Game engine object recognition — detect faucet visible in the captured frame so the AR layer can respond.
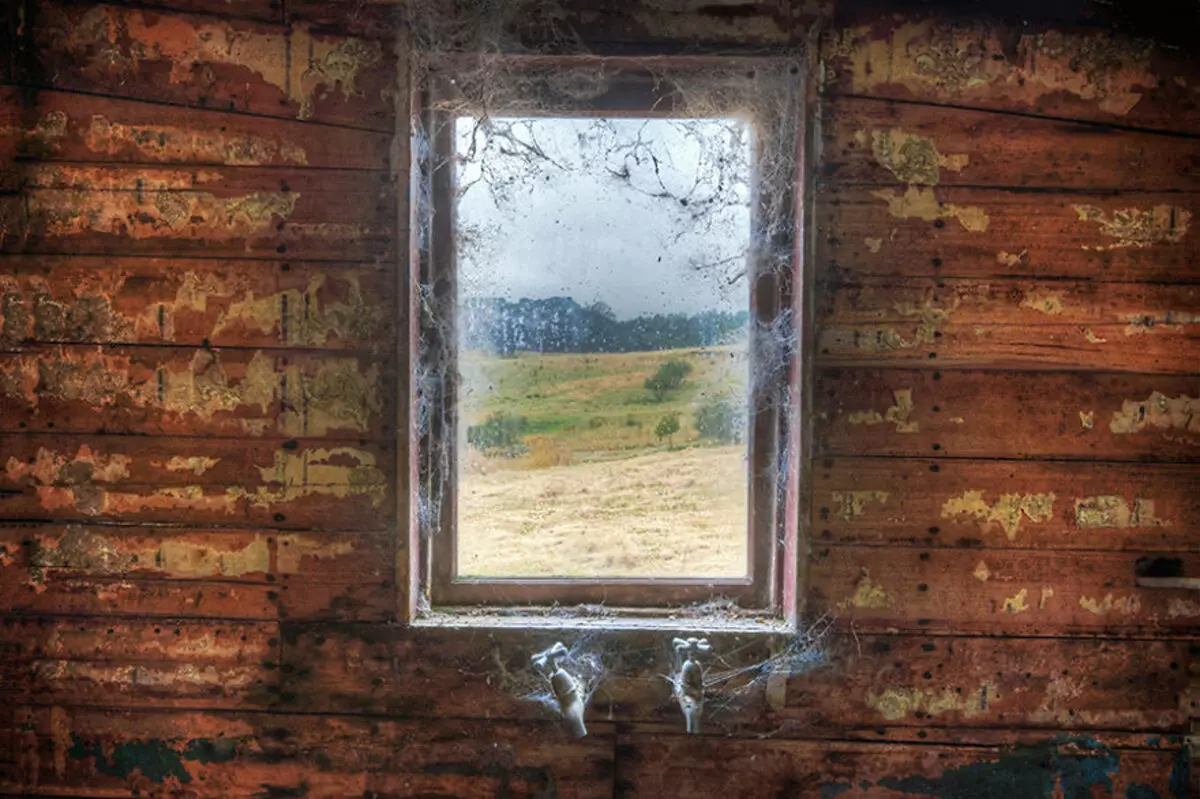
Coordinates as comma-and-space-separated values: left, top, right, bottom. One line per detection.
532, 642, 588, 738
672, 637, 711, 734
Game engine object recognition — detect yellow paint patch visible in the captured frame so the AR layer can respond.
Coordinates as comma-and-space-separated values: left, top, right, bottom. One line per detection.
1109, 392, 1200, 435
227, 447, 387, 508
869, 128, 969, 186
1082, 328, 1107, 344
866, 682, 997, 721
1167, 598, 1200, 618
4, 445, 131, 485
846, 389, 919, 433
831, 490, 889, 521
1039, 587, 1055, 609
1079, 411, 1094, 430
997, 250, 1027, 267
1073, 204, 1191, 250
838, 568, 894, 610
1021, 289, 1065, 315
1078, 594, 1142, 616
210, 275, 383, 347
276, 535, 356, 573
972, 561, 990, 582
1002, 588, 1030, 613
864, 237, 883, 253
165, 456, 220, 476
1075, 496, 1165, 529
941, 491, 1056, 540
871, 186, 990, 232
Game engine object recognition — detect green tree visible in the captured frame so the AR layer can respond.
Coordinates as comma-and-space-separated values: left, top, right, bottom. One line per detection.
655, 413, 681, 448
644, 359, 693, 402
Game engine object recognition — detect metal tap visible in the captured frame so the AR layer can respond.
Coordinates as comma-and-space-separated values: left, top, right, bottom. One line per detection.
532, 642, 587, 738
672, 637, 711, 734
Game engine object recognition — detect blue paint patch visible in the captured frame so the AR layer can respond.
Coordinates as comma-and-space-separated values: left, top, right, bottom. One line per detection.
819, 782, 852, 799
69, 734, 237, 784
1168, 746, 1190, 798
871, 736, 1120, 799
1125, 784, 1162, 799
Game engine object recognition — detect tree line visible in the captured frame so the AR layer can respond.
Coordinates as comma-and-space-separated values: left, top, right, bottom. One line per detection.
461, 296, 748, 355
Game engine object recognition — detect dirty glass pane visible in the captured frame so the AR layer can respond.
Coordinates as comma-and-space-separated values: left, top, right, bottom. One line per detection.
454, 116, 751, 578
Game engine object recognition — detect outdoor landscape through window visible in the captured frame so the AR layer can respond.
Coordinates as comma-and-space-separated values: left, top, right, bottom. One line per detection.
455, 115, 752, 579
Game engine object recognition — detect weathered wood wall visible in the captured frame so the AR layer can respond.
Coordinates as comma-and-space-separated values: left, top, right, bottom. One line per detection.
0, 0, 1196, 796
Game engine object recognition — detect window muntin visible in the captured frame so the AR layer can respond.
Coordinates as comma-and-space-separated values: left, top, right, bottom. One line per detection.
412, 59, 802, 613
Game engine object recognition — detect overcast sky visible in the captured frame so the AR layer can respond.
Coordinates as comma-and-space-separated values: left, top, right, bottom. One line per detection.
455, 116, 751, 320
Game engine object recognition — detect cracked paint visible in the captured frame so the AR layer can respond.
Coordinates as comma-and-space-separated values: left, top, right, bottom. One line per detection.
831, 490, 889, 520
1078, 594, 1142, 616
1074, 496, 1165, 529
868, 128, 969, 185
866, 682, 997, 721
941, 491, 1056, 540
1073, 204, 1191, 250
846, 389, 918, 432
871, 186, 990, 232
1109, 392, 1199, 435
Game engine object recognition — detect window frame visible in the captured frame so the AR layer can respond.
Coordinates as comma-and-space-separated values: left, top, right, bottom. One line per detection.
408, 55, 805, 616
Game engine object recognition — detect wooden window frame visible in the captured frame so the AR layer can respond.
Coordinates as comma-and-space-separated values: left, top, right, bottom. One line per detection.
408, 55, 804, 617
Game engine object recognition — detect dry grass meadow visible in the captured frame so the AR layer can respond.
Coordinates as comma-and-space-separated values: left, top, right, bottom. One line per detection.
457, 346, 749, 578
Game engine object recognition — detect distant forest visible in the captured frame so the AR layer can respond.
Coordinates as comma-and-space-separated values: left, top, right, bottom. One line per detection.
461, 296, 748, 354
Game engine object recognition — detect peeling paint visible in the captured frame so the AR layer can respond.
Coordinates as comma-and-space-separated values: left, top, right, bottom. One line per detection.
1078, 594, 1142, 616
1001, 588, 1029, 613
866, 682, 996, 721
1109, 392, 1199, 435
1082, 328, 1107, 344
863, 237, 882, 253
276, 534, 355, 573
830, 20, 1158, 117
26, 526, 271, 578
209, 275, 382, 346
941, 491, 1056, 540
972, 561, 990, 582
831, 490, 889, 520
1167, 598, 1200, 618
868, 128, 968, 185
838, 568, 894, 609
997, 250, 1027, 267
4, 445, 132, 486
84, 115, 308, 165
228, 447, 387, 508
1073, 204, 1191, 250
1039, 587, 1054, 609
56, 7, 383, 122
1079, 411, 1094, 430
846, 389, 918, 433
1074, 496, 1165, 529
1121, 310, 1200, 335
164, 456, 220, 475
871, 186, 990, 232
28, 188, 299, 241
1020, 289, 1064, 315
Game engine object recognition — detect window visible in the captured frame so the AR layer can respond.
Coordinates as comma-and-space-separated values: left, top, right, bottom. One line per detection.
410, 57, 804, 617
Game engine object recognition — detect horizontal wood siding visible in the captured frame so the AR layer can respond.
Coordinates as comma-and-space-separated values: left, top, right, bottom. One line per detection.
0, 1, 1195, 797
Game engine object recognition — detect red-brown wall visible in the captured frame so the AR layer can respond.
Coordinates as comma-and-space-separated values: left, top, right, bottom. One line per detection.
0, 1, 1196, 796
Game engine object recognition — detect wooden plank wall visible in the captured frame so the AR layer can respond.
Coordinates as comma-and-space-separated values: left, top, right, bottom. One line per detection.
0, 1, 1196, 797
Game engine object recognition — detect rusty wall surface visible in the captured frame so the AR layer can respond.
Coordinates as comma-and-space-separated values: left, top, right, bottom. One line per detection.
0, 0, 1197, 797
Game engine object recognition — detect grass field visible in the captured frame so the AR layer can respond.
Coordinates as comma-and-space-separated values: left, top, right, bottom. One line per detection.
457, 345, 750, 578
